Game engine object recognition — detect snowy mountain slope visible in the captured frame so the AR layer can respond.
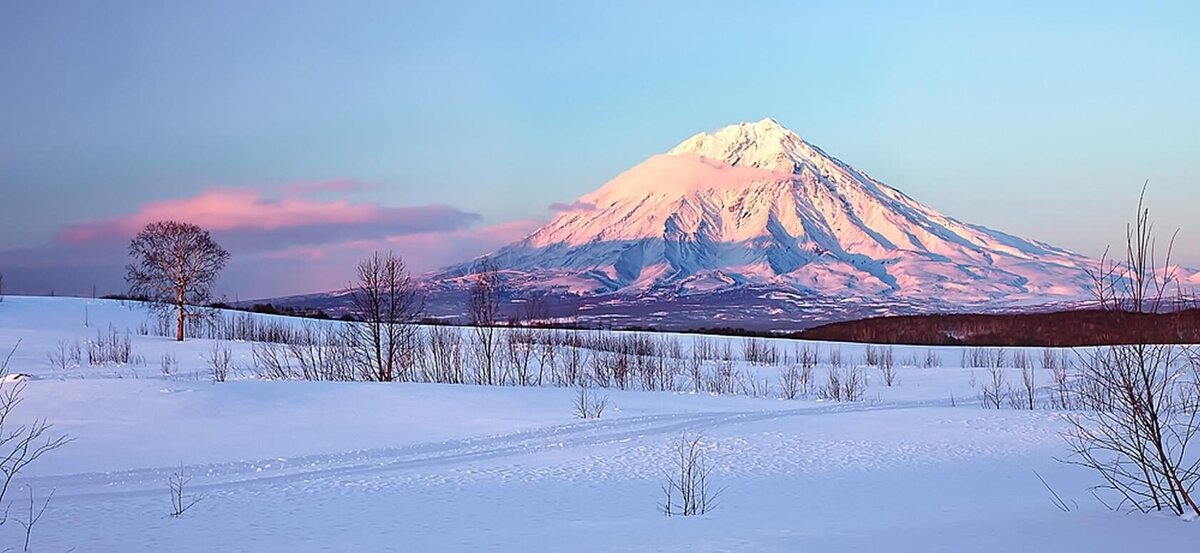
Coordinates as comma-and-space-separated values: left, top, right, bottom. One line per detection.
435, 119, 1102, 307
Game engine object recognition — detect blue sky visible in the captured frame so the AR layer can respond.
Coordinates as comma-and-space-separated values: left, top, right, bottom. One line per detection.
1, 0, 1197, 297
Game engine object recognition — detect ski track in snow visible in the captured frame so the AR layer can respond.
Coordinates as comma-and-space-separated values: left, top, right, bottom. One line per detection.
33, 395, 1063, 509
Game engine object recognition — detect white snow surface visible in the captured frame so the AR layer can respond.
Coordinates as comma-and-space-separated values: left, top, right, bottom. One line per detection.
439, 119, 1196, 305
0, 296, 1194, 552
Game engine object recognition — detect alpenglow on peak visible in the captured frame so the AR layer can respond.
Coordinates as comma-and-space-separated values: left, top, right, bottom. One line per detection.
666, 118, 826, 174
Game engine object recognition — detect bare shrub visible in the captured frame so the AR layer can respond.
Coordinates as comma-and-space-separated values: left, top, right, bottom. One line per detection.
740, 377, 771, 398
88, 324, 139, 366
1041, 348, 1059, 370
964, 347, 1006, 369
562, 338, 586, 388
424, 325, 465, 384
741, 337, 779, 365
661, 434, 721, 517
1064, 185, 1200, 517
208, 342, 232, 382
1048, 361, 1074, 410
705, 350, 738, 395
168, 463, 205, 517
505, 327, 537, 386
990, 348, 1008, 369
573, 385, 609, 419
821, 367, 843, 402
46, 340, 80, 370
879, 346, 898, 387
1066, 344, 1200, 515
0, 342, 72, 530
841, 367, 866, 402
796, 343, 819, 369
250, 325, 357, 381
922, 349, 942, 368
827, 346, 845, 369
1012, 349, 1032, 370
779, 365, 809, 400
980, 366, 1006, 409
160, 352, 177, 377
864, 344, 880, 367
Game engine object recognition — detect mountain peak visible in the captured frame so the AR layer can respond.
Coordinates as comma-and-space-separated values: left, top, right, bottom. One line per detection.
667, 118, 815, 174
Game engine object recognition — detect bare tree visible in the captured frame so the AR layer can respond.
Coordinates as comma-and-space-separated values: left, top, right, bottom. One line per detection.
661, 434, 722, 517
1018, 365, 1036, 410
126, 221, 230, 341
980, 366, 1006, 409
0, 342, 72, 534
0, 271, 5, 303
15, 487, 54, 552
350, 251, 422, 382
469, 257, 502, 385
167, 463, 205, 517
1063, 184, 1200, 517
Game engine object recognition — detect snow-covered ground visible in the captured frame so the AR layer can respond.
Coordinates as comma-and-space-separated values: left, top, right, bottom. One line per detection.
0, 296, 1192, 552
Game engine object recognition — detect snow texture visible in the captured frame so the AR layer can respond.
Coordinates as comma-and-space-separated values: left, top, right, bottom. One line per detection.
0, 296, 1194, 552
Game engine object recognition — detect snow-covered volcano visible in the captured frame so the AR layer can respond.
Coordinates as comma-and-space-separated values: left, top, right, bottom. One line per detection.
436, 118, 1095, 306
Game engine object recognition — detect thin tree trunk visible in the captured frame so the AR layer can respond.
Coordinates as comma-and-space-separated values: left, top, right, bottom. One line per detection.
176, 292, 185, 342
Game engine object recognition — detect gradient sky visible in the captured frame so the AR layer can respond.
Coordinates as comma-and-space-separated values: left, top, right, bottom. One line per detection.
1, 0, 1198, 299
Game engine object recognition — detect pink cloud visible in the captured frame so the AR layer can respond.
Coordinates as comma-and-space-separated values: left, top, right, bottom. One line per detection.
58, 187, 478, 245
3, 183, 542, 298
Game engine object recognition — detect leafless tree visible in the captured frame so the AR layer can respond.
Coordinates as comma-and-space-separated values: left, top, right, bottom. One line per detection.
1018, 365, 1036, 410
661, 434, 722, 517
0, 271, 5, 303
0, 341, 72, 531
126, 221, 230, 341
1063, 184, 1200, 517
15, 487, 54, 552
350, 251, 422, 382
469, 257, 503, 385
167, 463, 205, 517
980, 366, 1006, 409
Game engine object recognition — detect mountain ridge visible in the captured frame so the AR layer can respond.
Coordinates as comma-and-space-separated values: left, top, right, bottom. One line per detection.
271, 119, 1196, 330
436, 118, 1097, 306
